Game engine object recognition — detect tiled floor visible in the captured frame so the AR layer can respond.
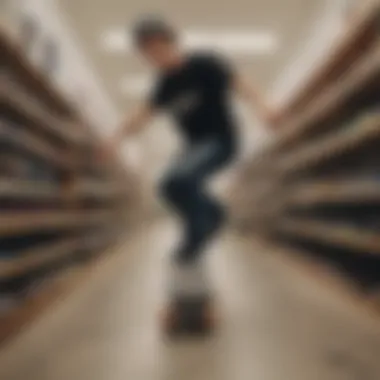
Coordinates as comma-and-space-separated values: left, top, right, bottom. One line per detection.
0, 220, 380, 380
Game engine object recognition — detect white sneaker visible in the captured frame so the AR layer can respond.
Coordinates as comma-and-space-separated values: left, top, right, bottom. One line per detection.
168, 260, 209, 298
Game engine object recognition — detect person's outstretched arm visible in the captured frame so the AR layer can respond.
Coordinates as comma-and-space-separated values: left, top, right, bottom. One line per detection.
114, 104, 153, 143
233, 74, 280, 128
105, 103, 154, 156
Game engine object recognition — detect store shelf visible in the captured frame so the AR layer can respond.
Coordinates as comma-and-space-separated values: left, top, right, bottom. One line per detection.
0, 179, 124, 201
278, 0, 380, 121
237, 43, 379, 178
288, 180, 380, 206
0, 210, 118, 238
244, 15, 380, 172
0, 121, 75, 169
271, 43, 380, 154
0, 180, 59, 200
278, 112, 380, 174
0, 227, 122, 280
0, 27, 76, 118
0, 26, 135, 344
283, 45, 379, 145
72, 180, 126, 199
0, 237, 81, 279
277, 218, 380, 255
0, 76, 82, 145
232, 9, 380, 298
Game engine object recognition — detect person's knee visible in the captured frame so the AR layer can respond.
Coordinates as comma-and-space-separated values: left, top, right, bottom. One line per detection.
161, 173, 191, 202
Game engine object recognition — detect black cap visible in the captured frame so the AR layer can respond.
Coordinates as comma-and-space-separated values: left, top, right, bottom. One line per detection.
132, 16, 176, 48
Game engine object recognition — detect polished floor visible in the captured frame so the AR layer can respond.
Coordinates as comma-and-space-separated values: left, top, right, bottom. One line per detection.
0, 220, 380, 380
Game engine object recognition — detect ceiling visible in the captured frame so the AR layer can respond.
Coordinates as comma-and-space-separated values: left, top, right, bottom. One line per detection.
58, 0, 324, 113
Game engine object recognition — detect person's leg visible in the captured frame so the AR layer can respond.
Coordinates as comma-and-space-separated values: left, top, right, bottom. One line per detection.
160, 139, 234, 265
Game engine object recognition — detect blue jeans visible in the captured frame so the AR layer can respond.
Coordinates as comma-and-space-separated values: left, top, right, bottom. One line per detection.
160, 138, 235, 264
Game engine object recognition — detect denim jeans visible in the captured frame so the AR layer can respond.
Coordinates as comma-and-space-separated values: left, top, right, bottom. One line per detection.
160, 138, 235, 264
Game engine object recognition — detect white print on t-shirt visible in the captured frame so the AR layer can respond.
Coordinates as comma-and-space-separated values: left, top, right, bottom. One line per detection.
169, 92, 200, 116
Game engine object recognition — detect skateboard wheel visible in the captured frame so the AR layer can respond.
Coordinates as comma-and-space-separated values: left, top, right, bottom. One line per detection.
202, 302, 215, 328
161, 305, 179, 333
161, 298, 216, 336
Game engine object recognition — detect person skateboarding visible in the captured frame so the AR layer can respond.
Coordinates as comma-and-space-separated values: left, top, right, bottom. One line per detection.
106, 16, 278, 334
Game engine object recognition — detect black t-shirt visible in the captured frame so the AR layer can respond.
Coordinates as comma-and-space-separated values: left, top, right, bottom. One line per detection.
149, 53, 236, 145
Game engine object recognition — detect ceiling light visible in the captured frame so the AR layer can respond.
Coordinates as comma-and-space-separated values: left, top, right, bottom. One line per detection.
183, 31, 278, 54
101, 27, 278, 55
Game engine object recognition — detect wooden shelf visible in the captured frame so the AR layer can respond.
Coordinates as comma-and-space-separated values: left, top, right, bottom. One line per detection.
278, 113, 380, 174
0, 27, 76, 118
0, 29, 129, 182
272, 43, 380, 154
0, 121, 75, 169
0, 228, 121, 280
239, 18, 380, 176
0, 230, 125, 346
288, 180, 380, 206
262, 238, 380, 323
231, 4, 380, 302
0, 76, 83, 145
72, 180, 126, 199
0, 209, 118, 237
0, 179, 124, 201
0, 180, 59, 199
278, 0, 380, 122
0, 237, 81, 279
277, 218, 380, 255
0, 26, 133, 343
239, 46, 379, 178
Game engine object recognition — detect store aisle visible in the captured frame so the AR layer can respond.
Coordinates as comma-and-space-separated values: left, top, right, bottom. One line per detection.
0, 220, 380, 380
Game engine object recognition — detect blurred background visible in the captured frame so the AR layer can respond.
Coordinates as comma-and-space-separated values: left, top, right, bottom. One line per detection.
0, 0, 380, 379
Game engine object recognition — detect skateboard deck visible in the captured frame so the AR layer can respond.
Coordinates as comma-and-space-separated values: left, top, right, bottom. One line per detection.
162, 294, 215, 336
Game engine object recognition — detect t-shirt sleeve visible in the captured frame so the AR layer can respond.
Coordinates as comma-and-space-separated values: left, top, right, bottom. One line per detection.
149, 78, 169, 110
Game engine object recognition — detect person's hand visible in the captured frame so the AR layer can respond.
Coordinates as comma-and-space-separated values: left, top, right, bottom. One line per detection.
99, 139, 117, 162
266, 109, 283, 130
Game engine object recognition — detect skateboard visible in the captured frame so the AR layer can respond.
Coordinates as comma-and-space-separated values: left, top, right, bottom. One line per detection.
162, 294, 216, 336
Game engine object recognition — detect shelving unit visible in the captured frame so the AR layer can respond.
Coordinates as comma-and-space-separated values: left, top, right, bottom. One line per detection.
0, 28, 136, 343
287, 180, 380, 206
277, 218, 380, 255
276, 0, 379, 123
232, 2, 380, 307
